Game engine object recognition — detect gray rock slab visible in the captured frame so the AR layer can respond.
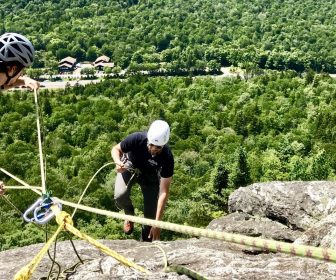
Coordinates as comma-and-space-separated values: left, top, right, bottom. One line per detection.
228, 181, 336, 230
1, 239, 336, 280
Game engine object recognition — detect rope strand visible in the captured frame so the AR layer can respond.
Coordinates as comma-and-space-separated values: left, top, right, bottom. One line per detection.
33, 88, 46, 194
71, 162, 115, 218
0, 168, 42, 195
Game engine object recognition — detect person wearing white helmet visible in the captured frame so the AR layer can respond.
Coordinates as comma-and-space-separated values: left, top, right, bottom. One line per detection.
0, 32, 39, 90
111, 120, 174, 242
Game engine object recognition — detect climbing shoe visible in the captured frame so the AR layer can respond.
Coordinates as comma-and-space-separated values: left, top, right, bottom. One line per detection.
123, 220, 134, 235
140, 225, 152, 242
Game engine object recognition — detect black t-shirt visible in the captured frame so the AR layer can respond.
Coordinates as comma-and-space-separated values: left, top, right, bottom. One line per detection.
120, 131, 174, 178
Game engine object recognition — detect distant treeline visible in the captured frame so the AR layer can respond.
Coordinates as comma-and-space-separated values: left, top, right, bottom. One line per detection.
1, 0, 335, 73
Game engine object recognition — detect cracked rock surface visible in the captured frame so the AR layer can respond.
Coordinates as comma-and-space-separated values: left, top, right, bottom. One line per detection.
1, 181, 336, 279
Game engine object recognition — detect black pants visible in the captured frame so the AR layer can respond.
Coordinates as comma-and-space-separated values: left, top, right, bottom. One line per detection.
114, 167, 160, 241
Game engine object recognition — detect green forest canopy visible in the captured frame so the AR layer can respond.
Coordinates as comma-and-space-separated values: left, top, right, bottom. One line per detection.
1, 0, 335, 73
0, 71, 336, 250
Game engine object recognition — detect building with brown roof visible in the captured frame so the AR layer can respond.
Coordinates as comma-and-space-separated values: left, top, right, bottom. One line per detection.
94, 55, 114, 71
94, 55, 110, 64
58, 56, 77, 72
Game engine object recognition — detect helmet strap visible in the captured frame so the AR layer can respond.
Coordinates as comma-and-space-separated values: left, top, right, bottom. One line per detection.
4, 66, 22, 85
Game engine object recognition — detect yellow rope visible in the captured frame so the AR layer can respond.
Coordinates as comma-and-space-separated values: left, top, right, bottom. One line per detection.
0, 168, 42, 195
33, 88, 46, 194
14, 225, 63, 280
5, 185, 43, 191
14, 207, 149, 280
1, 167, 149, 277
71, 162, 115, 218
51, 207, 150, 274
67, 224, 149, 273
57, 198, 336, 263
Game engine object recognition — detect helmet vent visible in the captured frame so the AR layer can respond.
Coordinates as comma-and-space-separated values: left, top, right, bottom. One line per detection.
16, 36, 25, 42
12, 43, 21, 52
20, 55, 28, 64
7, 49, 14, 58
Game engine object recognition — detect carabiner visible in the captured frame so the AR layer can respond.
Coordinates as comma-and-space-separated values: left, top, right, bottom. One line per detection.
33, 197, 62, 225
23, 197, 42, 223
23, 196, 62, 225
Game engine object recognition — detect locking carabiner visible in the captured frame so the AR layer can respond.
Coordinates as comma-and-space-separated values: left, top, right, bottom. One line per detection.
23, 194, 62, 225
34, 197, 62, 225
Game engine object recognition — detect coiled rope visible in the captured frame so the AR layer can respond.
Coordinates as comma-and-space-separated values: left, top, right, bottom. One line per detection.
140, 243, 208, 280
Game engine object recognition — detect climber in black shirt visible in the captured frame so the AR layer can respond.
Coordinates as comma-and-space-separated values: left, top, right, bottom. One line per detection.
111, 120, 174, 241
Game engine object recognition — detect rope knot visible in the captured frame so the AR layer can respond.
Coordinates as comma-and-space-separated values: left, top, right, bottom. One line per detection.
56, 211, 73, 228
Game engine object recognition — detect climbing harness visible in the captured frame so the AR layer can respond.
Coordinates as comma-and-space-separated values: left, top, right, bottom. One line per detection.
23, 192, 62, 225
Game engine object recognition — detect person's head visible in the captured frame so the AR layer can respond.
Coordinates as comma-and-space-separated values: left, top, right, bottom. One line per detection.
0, 33, 34, 86
147, 120, 170, 156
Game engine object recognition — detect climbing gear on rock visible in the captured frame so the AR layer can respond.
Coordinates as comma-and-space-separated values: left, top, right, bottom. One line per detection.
23, 192, 62, 225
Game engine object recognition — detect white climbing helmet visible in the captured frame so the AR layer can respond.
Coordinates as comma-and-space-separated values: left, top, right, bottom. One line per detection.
147, 120, 170, 146
0, 33, 35, 67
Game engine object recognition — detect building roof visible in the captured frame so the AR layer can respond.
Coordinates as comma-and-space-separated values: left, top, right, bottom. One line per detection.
58, 62, 74, 68
94, 55, 110, 64
94, 62, 115, 68
59, 56, 77, 65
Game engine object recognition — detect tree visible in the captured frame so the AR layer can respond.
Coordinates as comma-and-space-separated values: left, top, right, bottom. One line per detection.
26, 68, 43, 80
43, 98, 52, 116
309, 149, 331, 180
56, 48, 71, 60
261, 149, 285, 181
232, 146, 251, 187
80, 67, 96, 78
212, 157, 230, 196
86, 46, 98, 62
